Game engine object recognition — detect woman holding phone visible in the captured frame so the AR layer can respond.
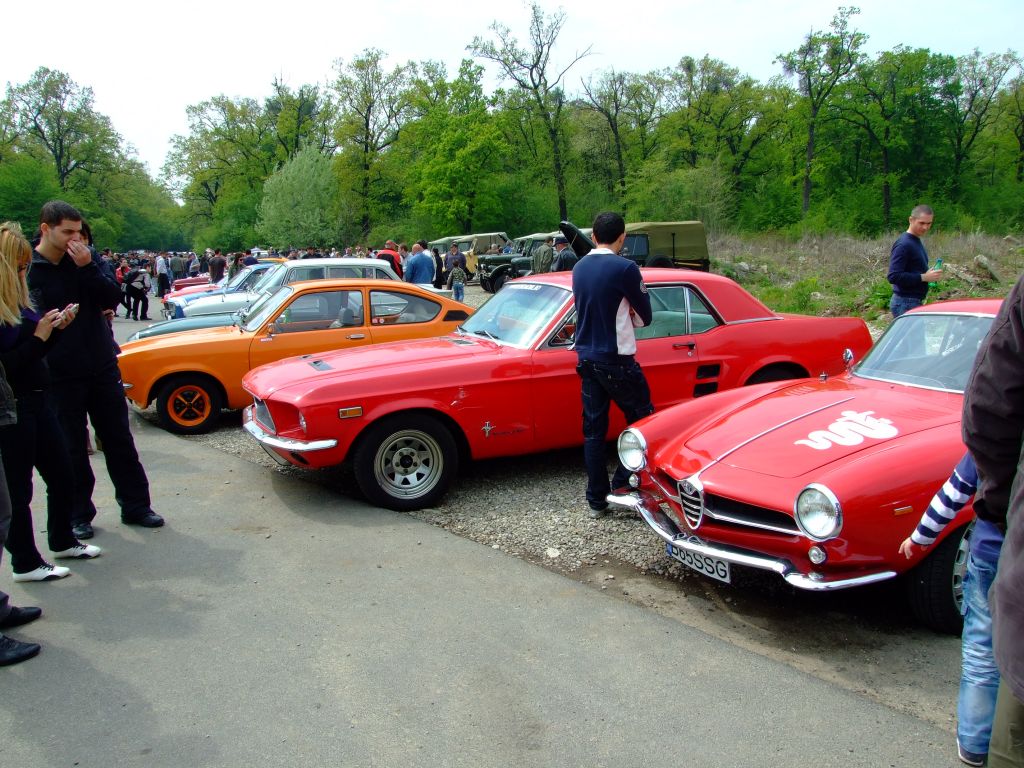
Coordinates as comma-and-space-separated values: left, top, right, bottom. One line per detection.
0, 222, 100, 582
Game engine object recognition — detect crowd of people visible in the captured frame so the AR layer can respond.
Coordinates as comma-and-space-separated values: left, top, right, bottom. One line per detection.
0, 201, 164, 668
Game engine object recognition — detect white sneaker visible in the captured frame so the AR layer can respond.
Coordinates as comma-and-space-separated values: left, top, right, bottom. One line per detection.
13, 563, 71, 582
52, 543, 102, 559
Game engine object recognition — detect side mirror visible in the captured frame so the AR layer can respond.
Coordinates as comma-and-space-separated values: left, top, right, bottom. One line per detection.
843, 348, 854, 369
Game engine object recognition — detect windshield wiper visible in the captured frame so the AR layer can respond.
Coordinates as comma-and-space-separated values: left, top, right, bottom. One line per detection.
469, 328, 499, 341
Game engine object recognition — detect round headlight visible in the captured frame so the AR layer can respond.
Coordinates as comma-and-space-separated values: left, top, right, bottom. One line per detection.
617, 428, 647, 472
795, 484, 843, 541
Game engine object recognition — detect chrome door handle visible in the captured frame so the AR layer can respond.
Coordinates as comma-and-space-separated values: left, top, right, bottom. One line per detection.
347, 333, 366, 339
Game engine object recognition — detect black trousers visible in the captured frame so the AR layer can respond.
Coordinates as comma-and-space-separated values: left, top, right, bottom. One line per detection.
0, 392, 78, 571
51, 365, 152, 526
126, 285, 149, 319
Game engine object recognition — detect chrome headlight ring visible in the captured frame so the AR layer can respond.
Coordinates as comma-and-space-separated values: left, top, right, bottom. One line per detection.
794, 483, 843, 541
617, 428, 648, 472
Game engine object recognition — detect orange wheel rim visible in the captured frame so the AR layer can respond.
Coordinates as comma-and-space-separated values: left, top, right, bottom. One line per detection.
168, 384, 212, 426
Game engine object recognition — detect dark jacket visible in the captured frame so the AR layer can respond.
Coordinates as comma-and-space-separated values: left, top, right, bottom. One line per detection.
27, 249, 122, 381
887, 232, 930, 300
0, 309, 59, 394
962, 271, 1024, 701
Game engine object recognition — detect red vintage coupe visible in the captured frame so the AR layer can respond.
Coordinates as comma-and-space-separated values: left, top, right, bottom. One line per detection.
606, 299, 1000, 633
241, 270, 872, 512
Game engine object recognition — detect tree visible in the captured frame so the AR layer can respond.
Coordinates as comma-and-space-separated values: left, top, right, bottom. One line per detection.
470, 2, 591, 220
935, 49, 1017, 198
258, 146, 341, 248
776, 7, 866, 214
8, 67, 122, 190
332, 49, 416, 239
265, 80, 337, 163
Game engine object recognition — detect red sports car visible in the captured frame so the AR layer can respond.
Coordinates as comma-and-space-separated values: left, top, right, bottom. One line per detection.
241, 270, 872, 511
606, 299, 1000, 633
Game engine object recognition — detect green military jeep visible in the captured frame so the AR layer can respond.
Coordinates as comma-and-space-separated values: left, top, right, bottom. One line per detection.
477, 231, 557, 293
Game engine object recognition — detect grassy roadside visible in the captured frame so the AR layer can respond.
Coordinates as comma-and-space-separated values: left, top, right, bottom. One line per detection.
712, 231, 1024, 319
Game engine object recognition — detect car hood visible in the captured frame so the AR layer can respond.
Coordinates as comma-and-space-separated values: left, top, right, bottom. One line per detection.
244, 333, 500, 397
657, 379, 960, 479
184, 291, 256, 314
121, 324, 249, 355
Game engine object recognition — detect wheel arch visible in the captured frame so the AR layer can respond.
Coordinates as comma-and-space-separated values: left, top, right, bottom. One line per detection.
348, 407, 471, 469
146, 370, 228, 409
743, 361, 809, 386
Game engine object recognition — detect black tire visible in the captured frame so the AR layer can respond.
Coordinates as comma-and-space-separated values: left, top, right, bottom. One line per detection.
352, 413, 458, 511
492, 273, 507, 293
745, 364, 806, 385
645, 255, 673, 268
155, 374, 224, 434
481, 277, 493, 293
905, 523, 971, 635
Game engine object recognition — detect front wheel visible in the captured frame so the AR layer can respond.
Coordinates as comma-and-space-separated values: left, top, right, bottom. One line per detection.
905, 523, 971, 634
155, 375, 223, 434
492, 273, 507, 293
352, 414, 458, 511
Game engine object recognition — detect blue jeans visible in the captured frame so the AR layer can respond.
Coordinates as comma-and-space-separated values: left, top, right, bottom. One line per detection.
958, 549, 1001, 756
452, 282, 464, 302
890, 294, 922, 318
577, 359, 654, 510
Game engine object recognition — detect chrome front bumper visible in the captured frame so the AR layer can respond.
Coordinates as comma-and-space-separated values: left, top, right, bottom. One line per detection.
242, 406, 338, 458
607, 490, 896, 592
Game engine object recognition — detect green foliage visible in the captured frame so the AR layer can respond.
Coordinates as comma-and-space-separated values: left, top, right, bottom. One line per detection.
0, 153, 61, 228
258, 146, 340, 248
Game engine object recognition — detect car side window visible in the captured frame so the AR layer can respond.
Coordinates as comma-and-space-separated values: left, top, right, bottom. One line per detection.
273, 290, 363, 333
687, 290, 719, 334
635, 286, 720, 340
286, 267, 325, 284
328, 266, 361, 278
370, 290, 440, 325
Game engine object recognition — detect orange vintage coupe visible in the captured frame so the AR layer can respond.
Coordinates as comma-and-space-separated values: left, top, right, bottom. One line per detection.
118, 279, 472, 434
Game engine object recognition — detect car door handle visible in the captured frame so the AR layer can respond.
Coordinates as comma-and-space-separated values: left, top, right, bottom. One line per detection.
673, 342, 696, 350
259, 337, 274, 343
347, 333, 366, 339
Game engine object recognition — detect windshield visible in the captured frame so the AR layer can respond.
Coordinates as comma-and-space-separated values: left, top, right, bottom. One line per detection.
460, 282, 570, 346
854, 311, 993, 392
225, 266, 254, 290
242, 286, 295, 332
252, 264, 284, 293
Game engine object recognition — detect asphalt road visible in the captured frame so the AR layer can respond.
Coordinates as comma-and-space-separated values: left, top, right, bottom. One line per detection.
0, 335, 964, 767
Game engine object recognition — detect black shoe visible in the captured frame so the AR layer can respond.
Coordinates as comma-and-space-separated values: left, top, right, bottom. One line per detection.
0, 606, 42, 630
0, 635, 40, 666
122, 511, 164, 528
72, 522, 94, 540
140, 316, 151, 320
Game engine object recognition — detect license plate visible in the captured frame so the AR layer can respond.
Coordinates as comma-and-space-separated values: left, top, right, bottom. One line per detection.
667, 539, 731, 583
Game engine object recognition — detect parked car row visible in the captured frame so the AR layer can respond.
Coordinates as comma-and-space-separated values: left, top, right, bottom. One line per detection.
119, 255, 990, 634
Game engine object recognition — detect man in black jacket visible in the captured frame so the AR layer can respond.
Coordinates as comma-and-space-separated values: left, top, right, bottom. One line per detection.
28, 201, 163, 538
962, 272, 1024, 766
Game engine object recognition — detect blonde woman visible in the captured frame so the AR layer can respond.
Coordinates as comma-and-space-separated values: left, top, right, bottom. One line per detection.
0, 222, 99, 583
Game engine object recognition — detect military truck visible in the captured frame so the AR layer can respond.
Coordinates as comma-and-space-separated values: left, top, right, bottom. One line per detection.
428, 232, 510, 281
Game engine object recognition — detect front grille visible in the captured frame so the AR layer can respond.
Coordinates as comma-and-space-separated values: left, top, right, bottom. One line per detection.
670, 475, 798, 536
678, 480, 703, 528
253, 398, 275, 432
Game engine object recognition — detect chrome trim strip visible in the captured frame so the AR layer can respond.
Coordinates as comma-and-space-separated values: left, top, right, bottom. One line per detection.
242, 406, 337, 452
609, 490, 897, 592
704, 509, 798, 536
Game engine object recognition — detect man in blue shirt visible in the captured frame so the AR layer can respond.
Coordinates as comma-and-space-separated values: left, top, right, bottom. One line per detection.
404, 240, 435, 285
572, 212, 654, 518
887, 204, 943, 317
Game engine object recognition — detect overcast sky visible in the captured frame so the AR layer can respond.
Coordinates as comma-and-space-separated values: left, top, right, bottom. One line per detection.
3, 0, 1020, 177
